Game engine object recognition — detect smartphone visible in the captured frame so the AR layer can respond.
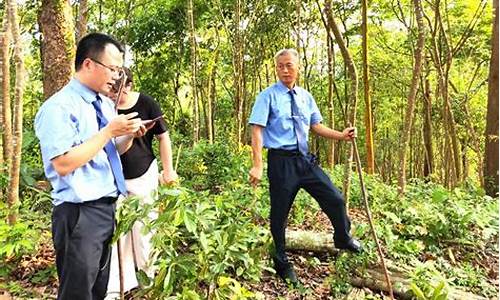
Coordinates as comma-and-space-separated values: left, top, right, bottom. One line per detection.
141, 115, 163, 125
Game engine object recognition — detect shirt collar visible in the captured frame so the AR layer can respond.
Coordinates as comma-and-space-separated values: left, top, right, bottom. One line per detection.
276, 80, 297, 95
68, 78, 99, 104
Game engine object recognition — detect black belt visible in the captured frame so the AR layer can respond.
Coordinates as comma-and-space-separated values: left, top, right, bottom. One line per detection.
268, 148, 303, 157
85, 196, 117, 205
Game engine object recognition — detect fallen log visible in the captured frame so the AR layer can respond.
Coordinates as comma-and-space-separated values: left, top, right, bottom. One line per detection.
285, 230, 487, 300
344, 287, 365, 300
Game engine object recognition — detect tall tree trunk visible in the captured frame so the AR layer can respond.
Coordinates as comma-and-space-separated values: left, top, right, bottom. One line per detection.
422, 62, 434, 177
0, 12, 11, 201
316, 0, 335, 169
484, 0, 499, 197
76, 0, 89, 42
233, 0, 245, 145
327, 33, 335, 169
206, 50, 218, 144
324, 1, 358, 206
362, 0, 375, 174
187, 0, 199, 144
39, 0, 75, 100
398, 0, 425, 194
6, 0, 26, 224
1, 13, 12, 189
295, 0, 301, 87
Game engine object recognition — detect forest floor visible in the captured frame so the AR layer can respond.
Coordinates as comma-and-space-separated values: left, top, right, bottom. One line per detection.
1, 207, 497, 299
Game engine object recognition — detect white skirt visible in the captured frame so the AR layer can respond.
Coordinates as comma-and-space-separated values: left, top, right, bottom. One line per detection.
106, 160, 159, 298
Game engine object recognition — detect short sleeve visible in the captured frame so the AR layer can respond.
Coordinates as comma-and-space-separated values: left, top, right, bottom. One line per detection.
145, 94, 167, 135
35, 102, 81, 161
310, 96, 323, 125
248, 92, 270, 127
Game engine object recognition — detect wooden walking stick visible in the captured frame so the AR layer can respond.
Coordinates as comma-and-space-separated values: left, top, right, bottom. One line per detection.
116, 236, 125, 300
351, 136, 394, 300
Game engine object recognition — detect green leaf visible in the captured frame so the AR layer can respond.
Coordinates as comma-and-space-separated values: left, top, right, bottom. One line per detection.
410, 282, 427, 300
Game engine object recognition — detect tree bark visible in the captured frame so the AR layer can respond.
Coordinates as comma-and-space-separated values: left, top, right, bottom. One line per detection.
422, 61, 434, 177
324, 1, 358, 207
5, 0, 26, 225
76, 0, 89, 42
0, 13, 11, 201
327, 34, 335, 169
398, 0, 425, 194
316, 0, 336, 169
233, 0, 245, 146
187, 0, 199, 145
362, 0, 375, 174
206, 50, 218, 144
484, 0, 499, 197
38, 0, 75, 100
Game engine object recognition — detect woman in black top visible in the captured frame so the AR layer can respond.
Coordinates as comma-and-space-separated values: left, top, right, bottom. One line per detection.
105, 67, 178, 298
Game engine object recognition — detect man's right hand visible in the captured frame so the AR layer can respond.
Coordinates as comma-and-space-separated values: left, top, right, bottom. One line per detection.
105, 112, 142, 137
249, 166, 263, 187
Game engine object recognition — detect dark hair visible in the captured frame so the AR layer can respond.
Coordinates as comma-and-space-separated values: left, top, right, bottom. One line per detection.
75, 33, 124, 71
111, 67, 133, 93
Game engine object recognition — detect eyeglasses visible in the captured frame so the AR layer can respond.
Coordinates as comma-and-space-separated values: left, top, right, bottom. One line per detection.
277, 63, 296, 70
89, 58, 123, 75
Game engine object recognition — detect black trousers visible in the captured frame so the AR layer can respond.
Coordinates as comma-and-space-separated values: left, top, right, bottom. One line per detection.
52, 198, 116, 300
267, 149, 352, 266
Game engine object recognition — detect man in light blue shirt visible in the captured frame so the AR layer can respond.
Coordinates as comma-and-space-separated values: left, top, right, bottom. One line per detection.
249, 49, 362, 286
35, 33, 143, 300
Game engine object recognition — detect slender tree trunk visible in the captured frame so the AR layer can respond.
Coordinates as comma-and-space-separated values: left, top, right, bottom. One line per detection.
434, 1, 462, 184
6, 0, 26, 225
233, 0, 246, 146
484, 0, 499, 197
39, 0, 75, 99
187, 0, 199, 144
324, 1, 358, 206
1, 13, 12, 187
362, 0, 375, 174
295, 0, 301, 87
327, 33, 335, 169
76, 0, 89, 42
0, 13, 10, 200
398, 0, 425, 194
206, 51, 218, 144
316, 0, 335, 169
422, 63, 434, 177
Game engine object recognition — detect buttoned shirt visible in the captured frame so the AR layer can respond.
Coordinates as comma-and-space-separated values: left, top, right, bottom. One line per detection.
249, 80, 322, 150
35, 78, 120, 206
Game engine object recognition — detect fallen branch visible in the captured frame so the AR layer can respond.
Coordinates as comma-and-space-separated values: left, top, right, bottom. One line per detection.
285, 230, 487, 300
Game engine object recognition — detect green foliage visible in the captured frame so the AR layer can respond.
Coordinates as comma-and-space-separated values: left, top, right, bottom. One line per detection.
176, 141, 251, 193
0, 213, 39, 268
409, 261, 449, 300
114, 183, 271, 298
346, 174, 498, 258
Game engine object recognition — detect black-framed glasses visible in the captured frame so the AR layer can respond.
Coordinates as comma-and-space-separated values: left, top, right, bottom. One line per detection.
89, 58, 123, 75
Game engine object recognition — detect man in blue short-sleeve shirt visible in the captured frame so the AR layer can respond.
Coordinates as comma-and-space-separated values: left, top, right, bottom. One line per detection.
249, 49, 363, 286
35, 33, 144, 300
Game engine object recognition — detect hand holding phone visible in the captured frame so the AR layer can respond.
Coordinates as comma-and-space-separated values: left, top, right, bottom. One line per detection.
141, 115, 163, 125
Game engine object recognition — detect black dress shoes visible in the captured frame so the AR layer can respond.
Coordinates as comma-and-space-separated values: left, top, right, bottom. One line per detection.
273, 259, 300, 286
336, 238, 363, 253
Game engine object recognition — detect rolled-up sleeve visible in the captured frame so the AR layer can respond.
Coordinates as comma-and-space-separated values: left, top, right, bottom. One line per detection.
35, 102, 80, 161
310, 97, 323, 125
248, 92, 270, 127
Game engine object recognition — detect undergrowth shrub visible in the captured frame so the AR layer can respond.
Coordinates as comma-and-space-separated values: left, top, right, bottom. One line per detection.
115, 186, 271, 299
